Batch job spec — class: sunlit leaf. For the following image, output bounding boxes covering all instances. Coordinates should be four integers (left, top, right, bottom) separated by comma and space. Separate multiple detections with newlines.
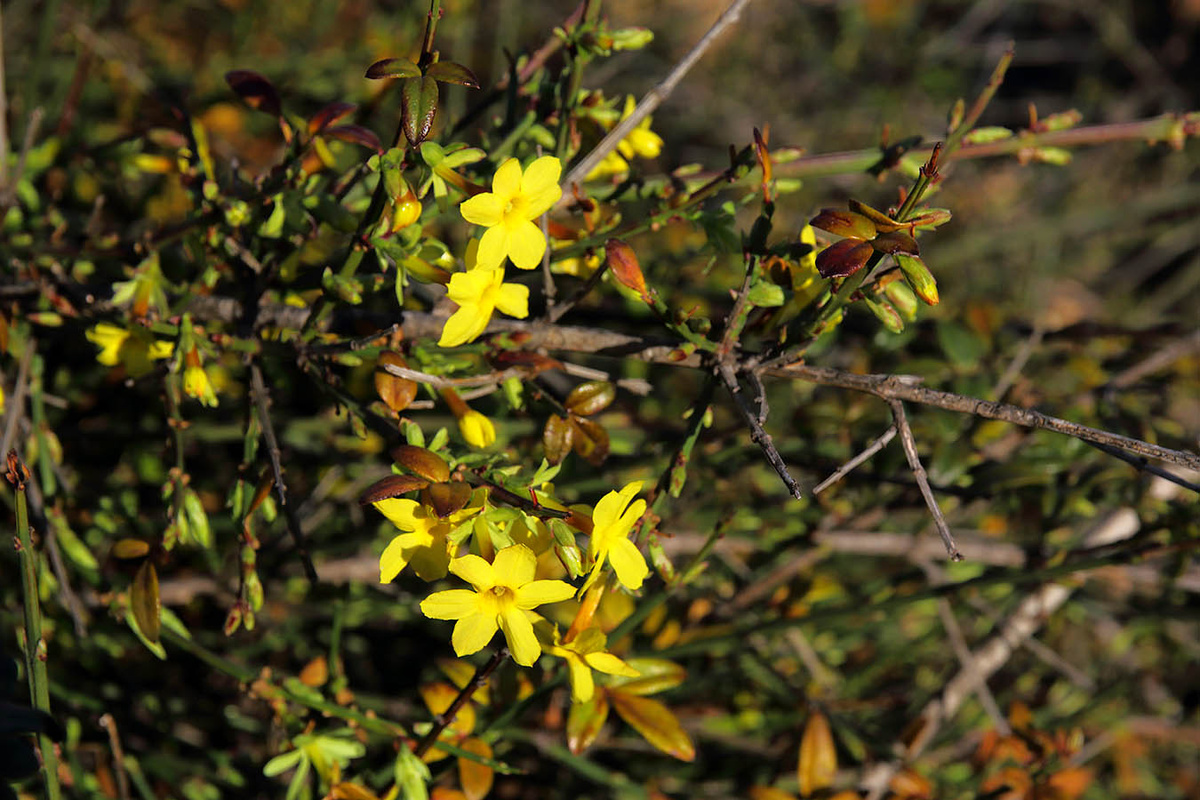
797, 711, 836, 797
609, 691, 695, 762
457, 738, 493, 800
564, 381, 615, 417
131, 561, 161, 644
366, 57, 421, 80
566, 689, 609, 754
392, 445, 450, 483
375, 351, 419, 413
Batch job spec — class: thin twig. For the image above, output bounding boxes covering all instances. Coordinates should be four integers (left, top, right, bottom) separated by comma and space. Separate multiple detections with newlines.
562, 0, 754, 189
413, 648, 508, 759
248, 362, 318, 582
1106, 328, 1200, 390
99, 714, 131, 800
1084, 440, 1200, 495
991, 321, 1044, 401
813, 425, 897, 494
0, 107, 44, 210
716, 362, 803, 499
1, 341, 34, 460
888, 399, 962, 560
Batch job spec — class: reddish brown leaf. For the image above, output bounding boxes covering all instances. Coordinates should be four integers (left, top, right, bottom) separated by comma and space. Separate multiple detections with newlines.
564, 381, 615, 417
308, 101, 356, 135
299, 655, 329, 687
359, 474, 429, 505
365, 57, 422, 80
815, 238, 874, 279
423, 482, 472, 518
375, 351, 418, 412
609, 691, 695, 762
809, 208, 877, 240
391, 445, 450, 483
224, 70, 281, 116
323, 124, 382, 153
571, 417, 610, 466
870, 230, 920, 256
566, 689, 609, 754
132, 561, 161, 644
543, 414, 575, 466
425, 61, 480, 89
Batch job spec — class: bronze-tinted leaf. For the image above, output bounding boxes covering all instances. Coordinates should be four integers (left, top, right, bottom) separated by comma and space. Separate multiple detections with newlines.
605, 238, 648, 300
299, 655, 329, 687
847, 198, 903, 232
131, 561, 161, 644
401, 76, 439, 148
424, 482, 472, 518
566, 689, 609, 755
870, 230, 920, 256
815, 239, 874, 279
543, 414, 575, 466
392, 445, 450, 483
323, 124, 383, 153
375, 351, 418, 412
797, 711, 837, 796
571, 417, 610, 466
489, 350, 562, 374
609, 692, 695, 762
425, 61, 480, 89
365, 57, 422, 80
112, 538, 151, 560
564, 381, 615, 417
359, 474, 429, 505
457, 738, 494, 800
308, 101, 357, 135
809, 208, 876, 240
224, 70, 281, 116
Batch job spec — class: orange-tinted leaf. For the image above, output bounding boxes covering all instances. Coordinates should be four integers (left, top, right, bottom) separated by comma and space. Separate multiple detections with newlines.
309, 102, 356, 135
401, 76, 439, 148
131, 561, 161, 644
324, 124, 382, 153
431, 789, 468, 800
359, 474, 429, 505
605, 238, 648, 300
420, 682, 476, 738
299, 655, 328, 687
609, 691, 695, 762
112, 538, 151, 560
375, 351, 419, 412
330, 782, 382, 800
225, 70, 281, 116
809, 208, 876, 240
424, 482, 472, 518
815, 239, 873, 279
365, 57, 421, 80
889, 767, 932, 798
426, 61, 480, 88
571, 417, 610, 466
847, 198, 903, 232
607, 658, 686, 696
457, 738, 494, 800
392, 445, 450, 483
797, 711, 836, 797
1047, 767, 1093, 799
748, 788, 794, 800
566, 689, 609, 754
564, 381, 615, 417
543, 415, 574, 465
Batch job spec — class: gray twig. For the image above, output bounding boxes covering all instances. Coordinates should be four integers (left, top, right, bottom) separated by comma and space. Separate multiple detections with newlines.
813, 425, 897, 495
888, 399, 962, 560
716, 362, 803, 500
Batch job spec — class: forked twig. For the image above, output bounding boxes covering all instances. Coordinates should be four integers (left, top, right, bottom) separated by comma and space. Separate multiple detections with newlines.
888, 399, 962, 560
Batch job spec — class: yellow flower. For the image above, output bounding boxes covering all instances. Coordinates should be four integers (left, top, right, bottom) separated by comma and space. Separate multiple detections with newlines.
376, 498, 480, 582
586, 96, 664, 180
86, 323, 173, 378
420, 545, 576, 667
183, 364, 219, 407
439, 268, 529, 348
583, 481, 649, 592
543, 625, 639, 703
459, 156, 562, 270
457, 409, 495, 449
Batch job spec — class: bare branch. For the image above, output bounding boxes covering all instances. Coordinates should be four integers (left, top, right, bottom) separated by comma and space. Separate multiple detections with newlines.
813, 425, 897, 494
888, 399, 962, 560
716, 362, 803, 500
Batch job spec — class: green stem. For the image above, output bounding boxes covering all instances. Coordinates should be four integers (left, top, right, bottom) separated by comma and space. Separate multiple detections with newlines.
553, 0, 602, 160
9, 452, 63, 800
504, 728, 647, 796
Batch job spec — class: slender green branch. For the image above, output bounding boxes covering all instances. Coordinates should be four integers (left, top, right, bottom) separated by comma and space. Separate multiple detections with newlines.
8, 451, 63, 800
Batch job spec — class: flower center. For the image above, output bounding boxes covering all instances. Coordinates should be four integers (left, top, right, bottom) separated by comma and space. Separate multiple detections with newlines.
490, 585, 513, 602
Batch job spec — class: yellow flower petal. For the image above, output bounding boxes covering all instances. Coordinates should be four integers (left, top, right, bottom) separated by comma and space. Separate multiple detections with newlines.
494, 283, 529, 319
608, 537, 649, 590
439, 304, 489, 348
422, 589, 482, 620
506, 219, 548, 269
583, 651, 639, 677
514, 579, 575, 608
498, 607, 540, 666
460, 192, 505, 228
380, 532, 420, 583
474, 224, 510, 270
520, 156, 563, 216
492, 544, 537, 588
452, 613, 499, 656
374, 498, 422, 530
408, 539, 452, 582
491, 158, 523, 199
567, 655, 595, 702
592, 481, 643, 531
458, 410, 495, 449
450, 553, 496, 589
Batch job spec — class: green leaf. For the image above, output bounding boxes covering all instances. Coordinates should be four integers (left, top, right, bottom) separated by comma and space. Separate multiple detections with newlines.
401, 76, 439, 148
394, 744, 430, 800
183, 489, 212, 549
746, 282, 785, 308
425, 61, 479, 88
366, 57, 421, 80
263, 749, 305, 777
